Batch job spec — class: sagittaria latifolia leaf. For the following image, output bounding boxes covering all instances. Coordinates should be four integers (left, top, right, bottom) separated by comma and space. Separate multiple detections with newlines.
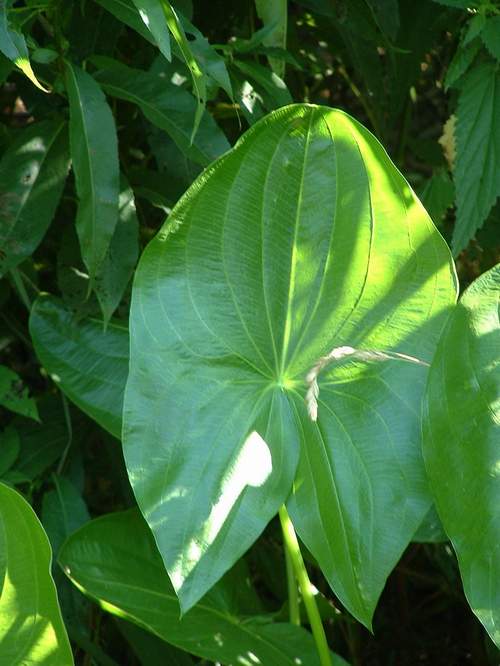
123, 104, 457, 627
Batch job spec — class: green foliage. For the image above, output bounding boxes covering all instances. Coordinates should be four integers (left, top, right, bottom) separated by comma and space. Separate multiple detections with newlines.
0, 482, 73, 665
424, 263, 500, 647
0, 0, 499, 663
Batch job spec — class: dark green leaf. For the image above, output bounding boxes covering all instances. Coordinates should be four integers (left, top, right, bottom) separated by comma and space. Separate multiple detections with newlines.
0, 425, 19, 477
0, 120, 70, 277
423, 263, 500, 648
123, 104, 456, 625
412, 504, 448, 543
93, 175, 139, 324
95, 61, 229, 166
131, 0, 171, 60
29, 295, 128, 439
12, 396, 69, 481
0, 482, 73, 665
59, 509, 348, 665
0, 364, 38, 420
233, 59, 292, 110
453, 61, 500, 254
481, 15, 500, 61
65, 62, 120, 284
444, 38, 481, 90
94, 0, 155, 43
365, 0, 400, 40
420, 168, 455, 225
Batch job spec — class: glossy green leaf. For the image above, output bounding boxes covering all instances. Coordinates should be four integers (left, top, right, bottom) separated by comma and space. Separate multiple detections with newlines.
66, 62, 120, 284
0, 365, 38, 421
0, 426, 19, 478
0, 3, 48, 91
131, 0, 171, 60
59, 509, 347, 665
95, 62, 229, 166
423, 263, 500, 647
453, 61, 500, 254
123, 104, 456, 625
0, 120, 70, 277
29, 295, 128, 439
254, 0, 288, 78
93, 175, 139, 324
0, 482, 73, 665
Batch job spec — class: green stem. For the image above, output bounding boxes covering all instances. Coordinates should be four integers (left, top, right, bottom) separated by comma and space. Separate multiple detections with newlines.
279, 506, 332, 666
9, 267, 32, 311
283, 533, 301, 625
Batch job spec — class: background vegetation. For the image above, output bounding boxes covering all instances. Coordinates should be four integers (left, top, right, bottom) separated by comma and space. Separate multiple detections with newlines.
0, 0, 499, 664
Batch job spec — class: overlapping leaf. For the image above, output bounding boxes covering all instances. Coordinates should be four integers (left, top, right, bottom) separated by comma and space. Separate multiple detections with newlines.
423, 263, 500, 647
0, 120, 70, 277
123, 104, 457, 625
59, 509, 347, 665
95, 62, 229, 166
0, 482, 73, 665
30, 296, 128, 439
66, 62, 120, 284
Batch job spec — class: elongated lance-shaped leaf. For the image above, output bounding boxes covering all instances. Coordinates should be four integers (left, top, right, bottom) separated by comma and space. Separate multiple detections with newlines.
0, 482, 73, 665
423, 263, 500, 647
0, 120, 70, 277
123, 104, 457, 625
59, 509, 348, 666
65, 62, 120, 285
159, 0, 205, 141
29, 295, 128, 439
95, 61, 229, 166
0, 2, 48, 91
131, 0, 171, 60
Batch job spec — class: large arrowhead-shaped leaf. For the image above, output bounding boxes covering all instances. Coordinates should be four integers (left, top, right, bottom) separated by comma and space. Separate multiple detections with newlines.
123, 103, 456, 625
0, 482, 73, 665
423, 263, 500, 647
59, 509, 347, 666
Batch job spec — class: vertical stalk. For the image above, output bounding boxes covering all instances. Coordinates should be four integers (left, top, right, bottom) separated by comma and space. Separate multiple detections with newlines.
284, 537, 301, 625
279, 506, 332, 666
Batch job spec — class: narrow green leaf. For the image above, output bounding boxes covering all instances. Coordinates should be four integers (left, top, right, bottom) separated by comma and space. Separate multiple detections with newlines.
0, 482, 73, 665
481, 16, 500, 61
0, 120, 70, 277
131, 0, 171, 60
254, 0, 288, 78
159, 1, 206, 140
94, 0, 155, 43
0, 3, 48, 91
453, 61, 500, 254
95, 61, 229, 166
123, 104, 456, 625
0, 365, 38, 421
29, 295, 128, 439
59, 510, 348, 666
94, 175, 139, 324
0, 426, 20, 477
423, 263, 500, 647
65, 62, 120, 284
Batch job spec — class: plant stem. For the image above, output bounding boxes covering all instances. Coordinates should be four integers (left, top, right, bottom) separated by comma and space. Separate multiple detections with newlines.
283, 533, 301, 625
279, 506, 332, 666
